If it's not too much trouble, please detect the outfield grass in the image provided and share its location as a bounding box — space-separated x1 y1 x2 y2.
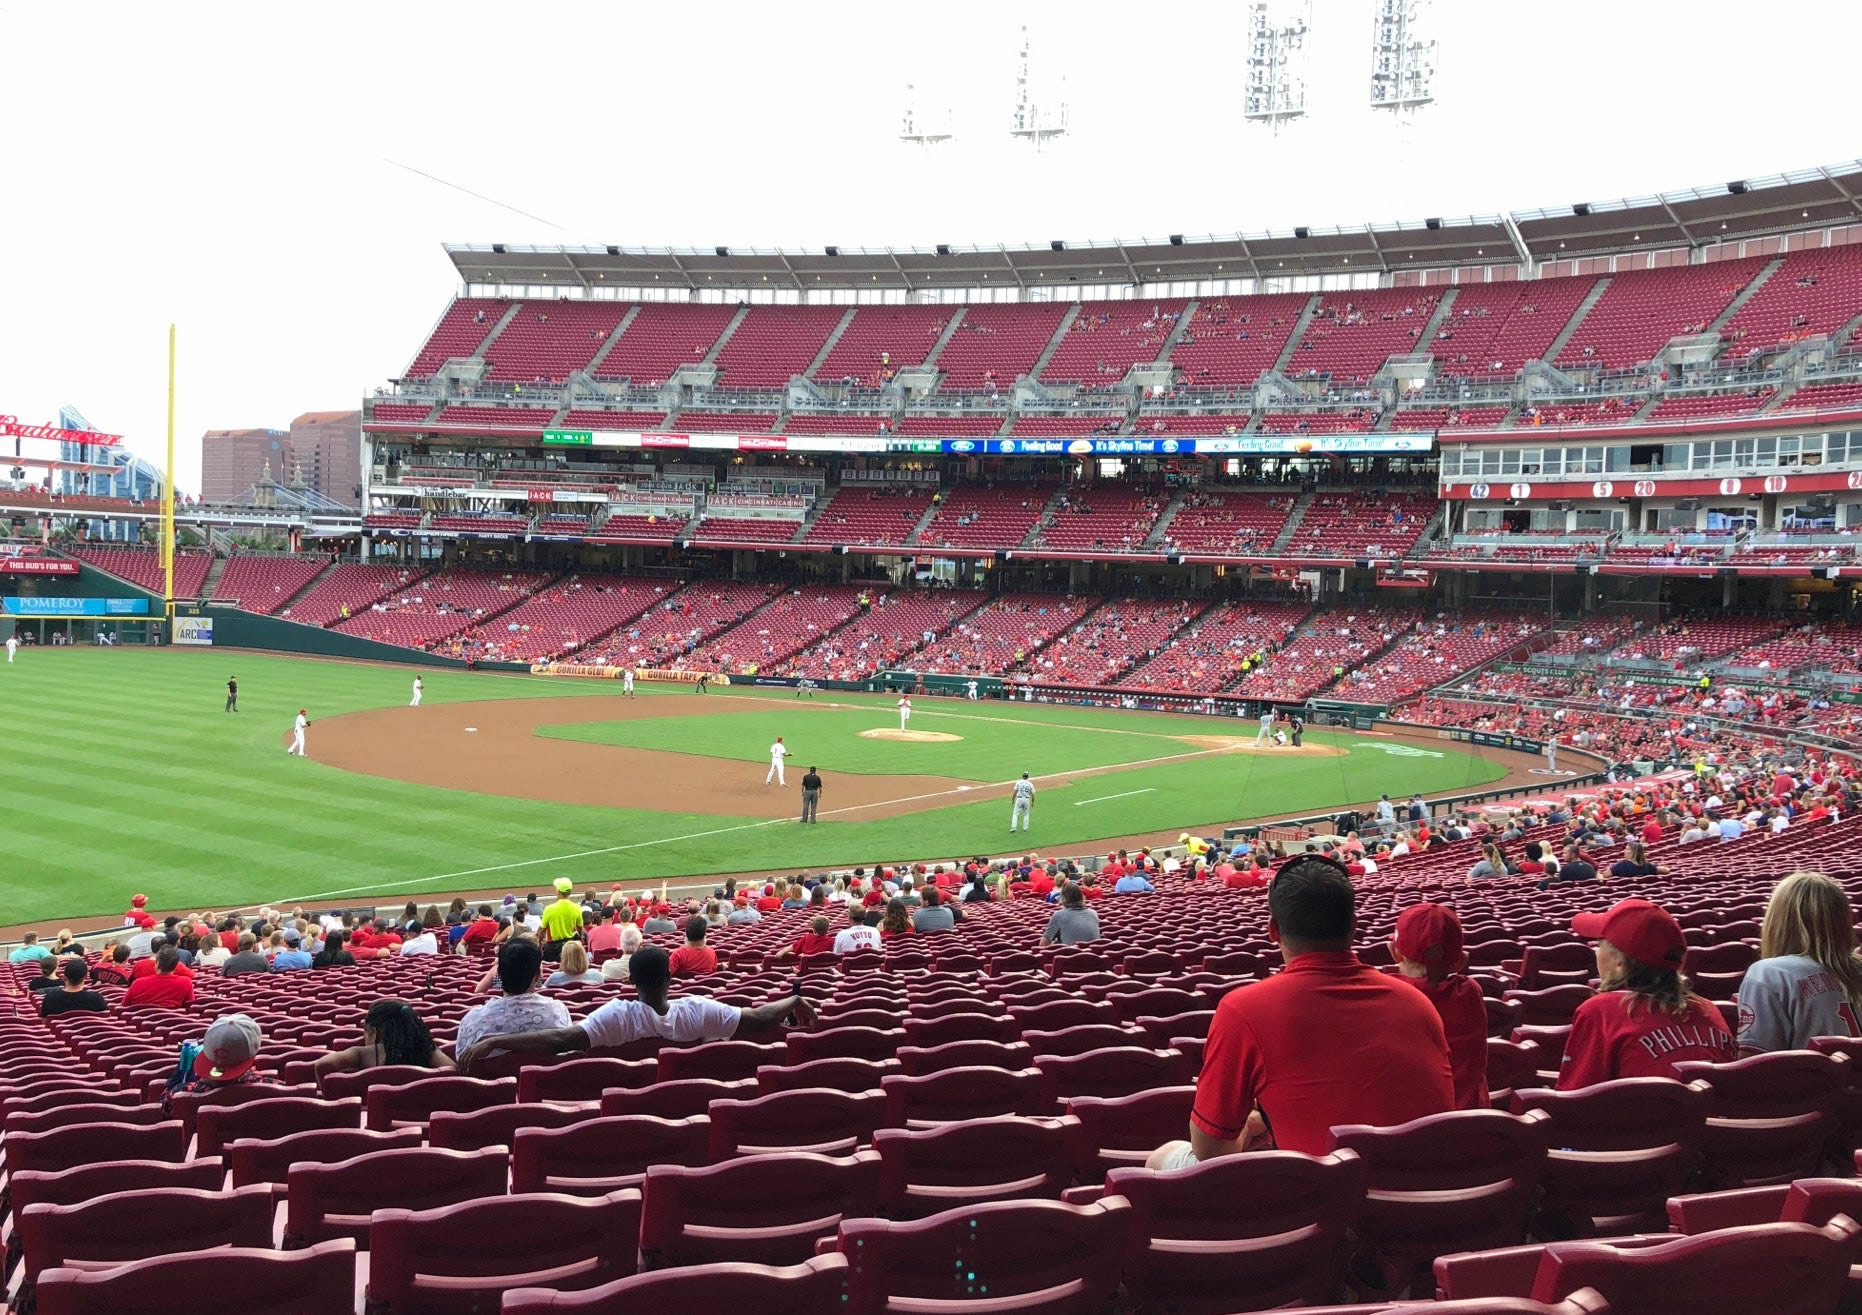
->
1 649 1506 923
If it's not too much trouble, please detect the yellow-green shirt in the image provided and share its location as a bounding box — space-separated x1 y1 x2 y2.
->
540 898 584 943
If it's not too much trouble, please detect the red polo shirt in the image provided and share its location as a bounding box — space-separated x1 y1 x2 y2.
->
1193 951 1454 1155
1224 867 1269 891
791 932 837 957
130 956 194 981
121 972 195 1009
461 918 500 947
667 945 718 977
1399 973 1489 1110
1557 992 1735 1089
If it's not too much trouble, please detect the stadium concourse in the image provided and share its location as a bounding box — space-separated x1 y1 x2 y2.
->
5 747 1862 1312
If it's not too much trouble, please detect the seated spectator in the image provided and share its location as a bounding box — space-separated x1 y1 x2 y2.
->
91 943 134 986
400 907 446 956
913 887 957 933
1737 871 1862 1054
756 884 783 914
1539 840 1599 889
314 1000 453 1076
774 916 839 960
546 940 604 988
454 940 571 1061
834 910 883 955
8 933 50 964
195 933 231 969
880 897 914 940
1114 867 1156 894
667 917 718 977
1558 898 1736 1088
1391 903 1488 1109
122 947 196 1009
1466 842 1512 880
219 933 269 976
162 1013 269 1113
641 904 678 934
310 929 356 969
40 958 106 1016
25 957 59 994
51 930 81 957
727 894 761 925
457 946 815 1071
270 929 313 971
1041 884 1102 945
1608 840 1664 879
1147 856 1454 1167
461 904 501 949
962 873 992 903
601 924 644 982
584 906 620 954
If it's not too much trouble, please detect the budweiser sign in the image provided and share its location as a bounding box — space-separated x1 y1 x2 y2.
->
1 559 79 575
0 416 123 446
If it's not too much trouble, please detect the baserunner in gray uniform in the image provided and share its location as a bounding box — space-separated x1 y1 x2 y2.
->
1010 773 1035 833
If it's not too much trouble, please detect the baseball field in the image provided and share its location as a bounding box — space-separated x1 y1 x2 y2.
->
0 647 1520 925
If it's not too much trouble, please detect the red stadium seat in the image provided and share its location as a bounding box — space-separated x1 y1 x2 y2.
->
227 1126 423 1196
364 1074 517 1131
515 1058 656 1104
284 1145 507 1247
4 1120 186 1175
1067 1086 1197 1178
894 1040 1035 1076
880 1067 1054 1127
1510 1078 1708 1234
784 1027 904 1064
656 1040 785 1083
1671 1051 1848 1186
366 1189 641 1313
638 1150 880 1269
756 1058 901 1094
1033 1046 1190 1102
900 1015 1021 1048
599 1078 755 1120
428 1102 595 1153
193 1095 361 1159
707 1088 886 1158
17 1184 274 1286
511 1114 711 1195
501 1253 850 1314
872 1115 1080 1216
34 1239 357 1315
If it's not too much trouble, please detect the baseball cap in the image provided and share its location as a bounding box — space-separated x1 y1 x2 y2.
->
1393 903 1467 978
1571 898 1686 970
194 1013 262 1081
553 877 574 895
131 893 148 907
282 928 302 946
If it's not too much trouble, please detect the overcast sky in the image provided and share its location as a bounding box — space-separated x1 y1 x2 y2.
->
6 0 1859 490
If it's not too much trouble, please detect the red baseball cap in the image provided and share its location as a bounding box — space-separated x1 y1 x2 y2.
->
1571 898 1686 970
130 894 149 907
1393 903 1466 977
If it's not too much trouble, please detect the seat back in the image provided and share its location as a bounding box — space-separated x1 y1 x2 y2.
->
1534 1217 1862 1315
1672 1050 1848 1186
4 1119 186 1174
429 1102 595 1152
1327 1108 1549 1271
873 1115 1080 1216
895 1040 1035 1076
364 1074 517 1130
638 1150 880 1269
880 1067 1054 1127
19 1184 274 1284
599 1077 755 1119
284 1145 508 1246
228 1126 423 1191
656 1040 785 1083
1107 1149 1366 1311
1511 1079 1709 1232
34 1239 357 1315
1033 1046 1189 1102
1504 985 1595 1028
516 1057 657 1103
756 1057 901 1094
512 1114 712 1195
367 1189 641 1313
166 1080 319 1140
195 1096 362 1159
1067 1086 1197 1178
3 1102 171 1137
1020 1023 1150 1059
784 1027 904 1064
900 1014 1021 1048
9 1159 225 1224
835 1196 1132 1315
502 1253 850 1314
317 1064 434 1099
709 1088 885 1158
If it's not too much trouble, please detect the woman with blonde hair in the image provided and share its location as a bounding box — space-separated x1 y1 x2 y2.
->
546 939 603 987
1736 871 1862 1054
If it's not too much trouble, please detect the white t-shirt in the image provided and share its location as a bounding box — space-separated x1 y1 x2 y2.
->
580 994 743 1049
399 932 439 956
770 742 788 763
834 925 882 954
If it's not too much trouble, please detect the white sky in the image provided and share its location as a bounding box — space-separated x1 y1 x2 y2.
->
5 0 1860 491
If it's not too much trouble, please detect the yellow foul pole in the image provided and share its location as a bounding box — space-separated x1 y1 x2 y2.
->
162 325 176 621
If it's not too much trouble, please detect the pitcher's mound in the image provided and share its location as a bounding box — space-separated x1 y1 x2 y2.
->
1177 735 1347 757
861 728 963 743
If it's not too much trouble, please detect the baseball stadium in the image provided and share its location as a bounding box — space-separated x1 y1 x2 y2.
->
7 6 1862 1311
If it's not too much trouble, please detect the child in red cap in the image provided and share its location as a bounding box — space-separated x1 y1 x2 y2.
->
1558 897 1735 1089
124 894 156 931
1392 902 1488 1109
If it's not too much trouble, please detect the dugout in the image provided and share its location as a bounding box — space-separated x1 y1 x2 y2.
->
874 670 1004 697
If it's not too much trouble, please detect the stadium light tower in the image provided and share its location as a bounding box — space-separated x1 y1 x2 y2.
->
900 82 954 146
1369 0 1437 114
1243 1 1310 131
1009 26 1068 151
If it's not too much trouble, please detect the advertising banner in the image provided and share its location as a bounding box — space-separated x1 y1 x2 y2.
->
3 597 150 616
172 616 214 646
0 559 79 575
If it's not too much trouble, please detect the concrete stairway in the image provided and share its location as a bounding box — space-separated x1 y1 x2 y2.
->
1270 491 1318 553
584 305 642 375
921 310 968 369
1022 483 1074 548
1541 277 1612 364
701 307 752 367
1413 288 1459 354
1028 302 1083 383
1708 257 1786 334
1272 296 1324 374
803 308 859 380
1142 487 1191 549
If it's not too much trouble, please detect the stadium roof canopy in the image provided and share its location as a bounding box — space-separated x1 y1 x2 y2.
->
447 159 1862 293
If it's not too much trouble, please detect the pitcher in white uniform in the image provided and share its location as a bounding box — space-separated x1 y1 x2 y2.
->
897 696 912 732
289 708 309 756
410 676 423 707
622 668 635 696
765 736 788 786
1010 773 1035 832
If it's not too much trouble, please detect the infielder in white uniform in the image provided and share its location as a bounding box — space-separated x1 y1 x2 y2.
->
289 708 310 756
1010 772 1035 832
965 680 978 701
766 736 788 786
1545 736 1558 772
410 676 423 707
897 696 912 732
5 635 15 663
622 668 635 696
1254 708 1276 746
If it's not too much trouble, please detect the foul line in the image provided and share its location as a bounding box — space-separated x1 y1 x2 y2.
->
1072 788 1156 806
270 739 1252 905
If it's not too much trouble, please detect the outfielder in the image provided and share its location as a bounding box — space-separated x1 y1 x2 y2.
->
766 735 788 786
288 708 309 756
622 667 635 696
410 676 423 707
897 695 912 732
225 676 238 713
1010 772 1035 832
1254 707 1276 746
5 634 15 663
